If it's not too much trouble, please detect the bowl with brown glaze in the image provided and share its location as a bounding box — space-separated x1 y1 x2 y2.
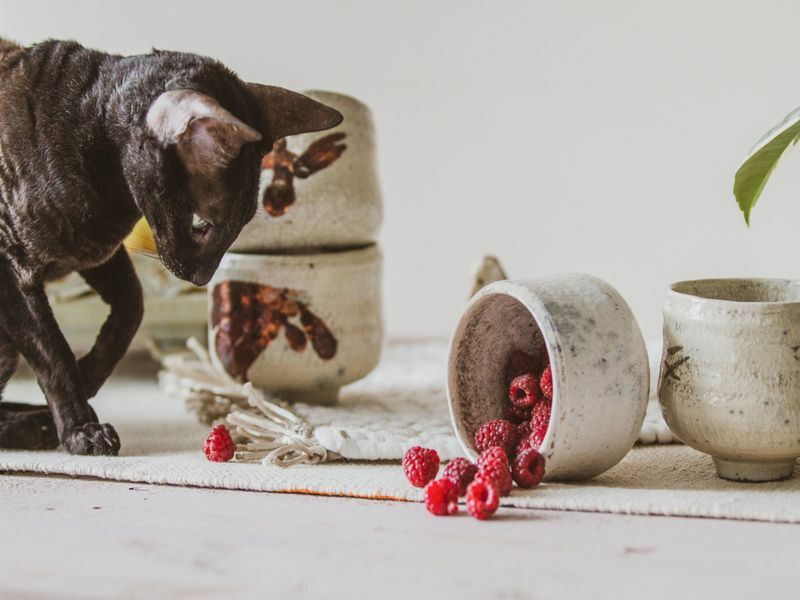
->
208 245 383 404
231 91 382 253
447 274 650 481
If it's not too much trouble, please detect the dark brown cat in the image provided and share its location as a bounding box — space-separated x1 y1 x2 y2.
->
0 38 341 455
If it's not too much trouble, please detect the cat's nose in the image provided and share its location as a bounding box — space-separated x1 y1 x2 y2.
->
190 267 214 287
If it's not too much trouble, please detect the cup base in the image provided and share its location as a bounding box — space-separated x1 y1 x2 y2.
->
712 457 796 482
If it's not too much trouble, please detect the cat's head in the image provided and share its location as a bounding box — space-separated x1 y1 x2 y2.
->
136 78 341 286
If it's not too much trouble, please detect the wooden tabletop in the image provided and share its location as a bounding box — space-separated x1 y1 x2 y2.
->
1 472 797 599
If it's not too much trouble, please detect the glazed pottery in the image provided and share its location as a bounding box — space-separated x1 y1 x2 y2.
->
660 279 800 482
208 246 383 404
447 274 650 481
231 91 382 253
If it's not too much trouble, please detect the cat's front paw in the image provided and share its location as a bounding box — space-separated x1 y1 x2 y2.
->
63 422 121 456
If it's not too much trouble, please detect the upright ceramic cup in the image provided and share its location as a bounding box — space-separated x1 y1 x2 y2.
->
660 279 800 482
208 246 383 404
231 91 382 253
448 274 650 481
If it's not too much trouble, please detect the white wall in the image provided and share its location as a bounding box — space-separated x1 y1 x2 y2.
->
5 0 800 340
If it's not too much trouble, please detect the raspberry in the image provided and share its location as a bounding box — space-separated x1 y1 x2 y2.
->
477 446 509 469
204 424 236 462
425 478 459 516
403 446 440 488
512 448 546 488
503 402 532 424
540 365 553 400
474 419 519 456
509 373 541 408
517 434 534 455
517 421 533 456
477 457 513 496
530 400 551 438
505 350 537 380
466 478 500 520
442 457 478 496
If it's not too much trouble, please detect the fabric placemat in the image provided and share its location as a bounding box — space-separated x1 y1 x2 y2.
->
0 346 798 523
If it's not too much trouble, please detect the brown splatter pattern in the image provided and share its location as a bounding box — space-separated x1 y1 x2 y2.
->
211 281 338 380
260 132 347 217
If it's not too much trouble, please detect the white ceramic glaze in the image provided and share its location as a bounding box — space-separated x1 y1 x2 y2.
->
231 91 382 252
660 279 800 482
447 274 650 481
208 246 383 404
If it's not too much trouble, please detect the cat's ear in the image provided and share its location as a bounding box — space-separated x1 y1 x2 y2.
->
246 83 343 144
146 90 262 172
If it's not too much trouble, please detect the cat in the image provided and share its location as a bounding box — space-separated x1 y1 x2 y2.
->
0 38 342 455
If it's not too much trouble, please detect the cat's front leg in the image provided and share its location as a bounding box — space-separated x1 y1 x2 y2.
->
77 247 144 398
0 260 120 455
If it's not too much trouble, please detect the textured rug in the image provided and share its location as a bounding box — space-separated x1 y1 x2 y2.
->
157 339 675 466
0 344 798 523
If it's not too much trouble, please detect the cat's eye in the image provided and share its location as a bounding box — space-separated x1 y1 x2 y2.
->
191 213 213 237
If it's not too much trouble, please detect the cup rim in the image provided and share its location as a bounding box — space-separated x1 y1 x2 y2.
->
302 89 372 115
668 278 800 307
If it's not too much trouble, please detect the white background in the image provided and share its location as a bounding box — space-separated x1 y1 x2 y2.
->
5 0 800 340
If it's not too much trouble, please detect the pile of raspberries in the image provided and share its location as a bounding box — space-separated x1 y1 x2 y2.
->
402 349 551 520
486 349 553 457
403 444 545 520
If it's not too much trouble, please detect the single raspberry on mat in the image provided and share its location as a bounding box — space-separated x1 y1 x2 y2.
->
466 478 500 520
512 448 546 488
425 478 459 516
503 401 532 424
477 446 509 469
442 457 478 496
474 419 519 456
509 373 542 408
477 458 513 496
403 446 440 488
540 365 553 400
204 424 236 462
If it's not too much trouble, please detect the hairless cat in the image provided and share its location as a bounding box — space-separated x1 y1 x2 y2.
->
0 39 341 455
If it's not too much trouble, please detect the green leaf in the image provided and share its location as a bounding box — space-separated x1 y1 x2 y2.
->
734 105 800 225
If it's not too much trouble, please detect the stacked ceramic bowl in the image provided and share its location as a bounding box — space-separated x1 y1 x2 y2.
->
208 91 383 404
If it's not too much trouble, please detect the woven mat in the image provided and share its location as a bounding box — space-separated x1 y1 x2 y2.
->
160 340 674 465
1 343 799 523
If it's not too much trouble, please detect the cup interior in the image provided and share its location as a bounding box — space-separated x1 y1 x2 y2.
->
671 278 800 304
448 292 549 457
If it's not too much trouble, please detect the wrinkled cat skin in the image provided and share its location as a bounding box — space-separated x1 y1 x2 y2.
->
0 39 341 455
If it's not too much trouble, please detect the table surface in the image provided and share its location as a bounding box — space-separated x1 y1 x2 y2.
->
1 471 797 600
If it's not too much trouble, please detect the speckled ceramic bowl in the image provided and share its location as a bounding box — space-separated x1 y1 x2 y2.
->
447 274 650 481
208 246 383 404
230 91 382 253
660 279 800 482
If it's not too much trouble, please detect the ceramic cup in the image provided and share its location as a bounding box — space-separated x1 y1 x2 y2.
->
447 274 650 481
207 245 383 404
660 279 800 482
230 91 382 253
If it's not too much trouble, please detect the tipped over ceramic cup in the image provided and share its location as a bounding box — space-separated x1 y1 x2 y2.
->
660 278 800 482
447 274 650 481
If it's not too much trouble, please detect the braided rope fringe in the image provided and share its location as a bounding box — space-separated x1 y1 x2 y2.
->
155 338 336 466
